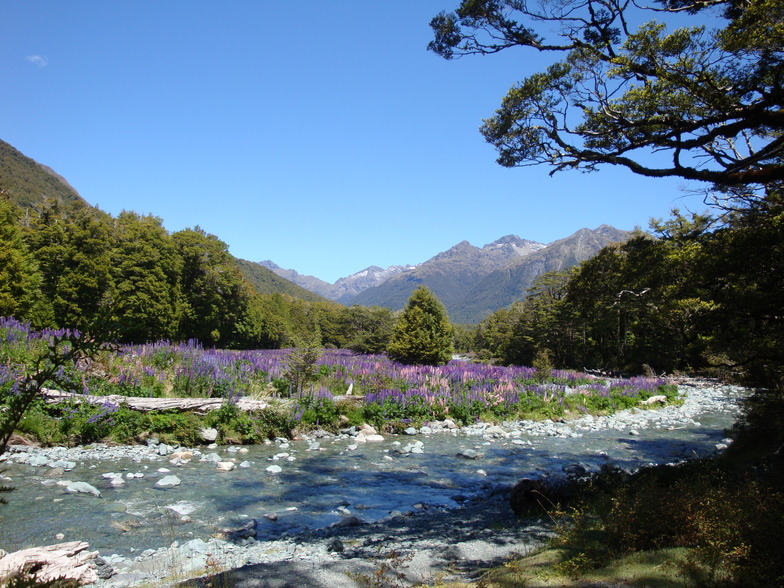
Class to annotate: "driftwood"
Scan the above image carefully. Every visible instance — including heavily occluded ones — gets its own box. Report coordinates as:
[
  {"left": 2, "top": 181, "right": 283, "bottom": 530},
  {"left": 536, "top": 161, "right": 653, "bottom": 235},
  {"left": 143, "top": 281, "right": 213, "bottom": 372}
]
[
  {"left": 0, "top": 541, "right": 98, "bottom": 585},
  {"left": 41, "top": 389, "right": 270, "bottom": 415}
]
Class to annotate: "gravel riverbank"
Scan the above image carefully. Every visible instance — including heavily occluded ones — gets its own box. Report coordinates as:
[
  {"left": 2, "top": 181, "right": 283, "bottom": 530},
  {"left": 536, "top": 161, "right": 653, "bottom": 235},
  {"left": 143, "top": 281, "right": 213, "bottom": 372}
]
[{"left": 0, "top": 380, "right": 744, "bottom": 587}]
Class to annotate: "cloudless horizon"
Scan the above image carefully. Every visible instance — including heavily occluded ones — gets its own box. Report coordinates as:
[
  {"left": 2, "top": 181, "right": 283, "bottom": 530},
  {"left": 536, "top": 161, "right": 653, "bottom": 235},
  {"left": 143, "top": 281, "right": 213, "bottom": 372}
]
[{"left": 2, "top": 1, "right": 711, "bottom": 284}]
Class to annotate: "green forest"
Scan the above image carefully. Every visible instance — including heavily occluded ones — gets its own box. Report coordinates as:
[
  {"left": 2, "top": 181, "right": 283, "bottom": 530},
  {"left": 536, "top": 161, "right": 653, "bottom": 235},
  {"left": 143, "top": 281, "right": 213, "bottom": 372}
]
[{"left": 0, "top": 195, "right": 400, "bottom": 354}]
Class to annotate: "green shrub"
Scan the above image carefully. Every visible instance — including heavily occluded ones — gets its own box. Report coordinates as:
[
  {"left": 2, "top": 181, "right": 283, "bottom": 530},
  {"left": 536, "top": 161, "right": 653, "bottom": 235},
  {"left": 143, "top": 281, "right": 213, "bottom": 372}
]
[
  {"left": 296, "top": 396, "right": 340, "bottom": 429},
  {"left": 147, "top": 411, "right": 202, "bottom": 445}
]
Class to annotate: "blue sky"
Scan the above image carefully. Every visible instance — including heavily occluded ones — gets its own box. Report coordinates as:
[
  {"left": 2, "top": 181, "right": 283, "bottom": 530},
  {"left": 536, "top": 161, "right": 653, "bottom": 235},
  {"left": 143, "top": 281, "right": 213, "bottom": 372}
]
[{"left": 1, "top": 1, "right": 710, "bottom": 284}]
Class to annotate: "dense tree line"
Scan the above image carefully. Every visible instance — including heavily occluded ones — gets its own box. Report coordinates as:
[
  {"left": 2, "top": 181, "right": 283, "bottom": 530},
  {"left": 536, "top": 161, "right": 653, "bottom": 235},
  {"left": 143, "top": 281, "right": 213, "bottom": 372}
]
[
  {"left": 0, "top": 197, "right": 397, "bottom": 351},
  {"left": 476, "top": 197, "right": 784, "bottom": 384}
]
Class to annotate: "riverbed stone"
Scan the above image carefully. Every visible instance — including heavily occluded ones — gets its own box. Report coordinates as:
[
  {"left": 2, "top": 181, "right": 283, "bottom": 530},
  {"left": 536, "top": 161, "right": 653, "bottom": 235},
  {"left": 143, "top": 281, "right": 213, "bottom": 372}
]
[
  {"left": 456, "top": 449, "right": 483, "bottom": 460},
  {"left": 200, "top": 428, "right": 219, "bottom": 443},
  {"left": 484, "top": 425, "right": 507, "bottom": 439},
  {"left": 562, "top": 464, "right": 587, "bottom": 477},
  {"left": 156, "top": 475, "right": 181, "bottom": 488},
  {"left": 66, "top": 481, "right": 101, "bottom": 497},
  {"left": 266, "top": 465, "right": 283, "bottom": 474},
  {"left": 216, "top": 461, "right": 236, "bottom": 471},
  {"left": 52, "top": 460, "right": 77, "bottom": 470}
]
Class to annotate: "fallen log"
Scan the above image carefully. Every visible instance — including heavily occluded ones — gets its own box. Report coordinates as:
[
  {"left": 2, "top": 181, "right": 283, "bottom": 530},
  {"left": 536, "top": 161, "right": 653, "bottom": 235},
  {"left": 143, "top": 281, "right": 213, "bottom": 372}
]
[
  {"left": 41, "top": 389, "right": 270, "bottom": 415},
  {"left": 0, "top": 541, "right": 98, "bottom": 585}
]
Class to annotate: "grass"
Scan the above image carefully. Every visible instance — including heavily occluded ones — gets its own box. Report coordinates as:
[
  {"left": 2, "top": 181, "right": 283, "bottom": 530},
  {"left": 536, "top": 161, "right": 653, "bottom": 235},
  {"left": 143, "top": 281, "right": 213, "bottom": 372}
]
[{"left": 472, "top": 546, "right": 692, "bottom": 587}]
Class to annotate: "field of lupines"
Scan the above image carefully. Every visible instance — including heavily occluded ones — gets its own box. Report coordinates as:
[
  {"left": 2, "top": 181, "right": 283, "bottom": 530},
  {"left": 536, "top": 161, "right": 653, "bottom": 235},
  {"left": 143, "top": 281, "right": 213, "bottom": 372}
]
[{"left": 1, "top": 318, "right": 678, "bottom": 445}]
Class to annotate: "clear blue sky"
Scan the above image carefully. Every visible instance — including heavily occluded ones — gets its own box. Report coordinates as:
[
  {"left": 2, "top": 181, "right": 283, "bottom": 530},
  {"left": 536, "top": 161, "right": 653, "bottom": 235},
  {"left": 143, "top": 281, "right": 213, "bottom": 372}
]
[{"left": 1, "top": 1, "right": 709, "bottom": 284}]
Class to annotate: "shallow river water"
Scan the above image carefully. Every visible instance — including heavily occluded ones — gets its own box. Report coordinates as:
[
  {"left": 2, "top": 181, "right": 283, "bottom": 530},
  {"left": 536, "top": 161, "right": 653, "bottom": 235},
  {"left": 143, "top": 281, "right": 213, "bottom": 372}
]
[{"left": 0, "top": 382, "right": 744, "bottom": 564}]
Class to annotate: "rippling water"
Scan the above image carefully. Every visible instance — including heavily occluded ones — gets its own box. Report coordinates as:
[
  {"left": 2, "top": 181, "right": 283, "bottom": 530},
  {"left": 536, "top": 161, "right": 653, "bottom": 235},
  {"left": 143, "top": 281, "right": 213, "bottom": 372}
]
[{"left": 0, "top": 386, "right": 742, "bottom": 558}]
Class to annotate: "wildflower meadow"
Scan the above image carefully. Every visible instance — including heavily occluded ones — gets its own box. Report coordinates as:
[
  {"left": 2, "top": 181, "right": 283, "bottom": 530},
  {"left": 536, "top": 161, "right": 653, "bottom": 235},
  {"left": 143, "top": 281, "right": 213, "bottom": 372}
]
[{"left": 1, "top": 318, "right": 677, "bottom": 445}]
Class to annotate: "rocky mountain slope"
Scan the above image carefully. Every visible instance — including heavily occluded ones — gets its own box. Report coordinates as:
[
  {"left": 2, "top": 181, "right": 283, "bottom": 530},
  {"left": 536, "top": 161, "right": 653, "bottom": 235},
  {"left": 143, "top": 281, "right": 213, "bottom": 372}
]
[
  {"left": 451, "top": 225, "right": 631, "bottom": 322},
  {"left": 337, "top": 227, "right": 628, "bottom": 323},
  {"left": 259, "top": 261, "right": 415, "bottom": 303}
]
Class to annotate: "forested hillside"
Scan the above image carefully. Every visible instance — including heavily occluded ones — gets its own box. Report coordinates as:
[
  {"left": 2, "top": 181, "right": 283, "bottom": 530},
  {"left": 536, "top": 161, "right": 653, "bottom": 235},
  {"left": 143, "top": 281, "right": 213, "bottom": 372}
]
[
  {"left": 234, "top": 258, "right": 325, "bottom": 302},
  {"left": 0, "top": 140, "right": 87, "bottom": 208}
]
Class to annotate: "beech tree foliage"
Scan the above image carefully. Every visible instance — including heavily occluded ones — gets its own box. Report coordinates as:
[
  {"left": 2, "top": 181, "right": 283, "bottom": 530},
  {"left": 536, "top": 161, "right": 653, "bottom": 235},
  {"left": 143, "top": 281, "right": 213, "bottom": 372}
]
[
  {"left": 429, "top": 0, "right": 783, "bottom": 195},
  {"left": 388, "top": 286, "right": 454, "bottom": 366}
]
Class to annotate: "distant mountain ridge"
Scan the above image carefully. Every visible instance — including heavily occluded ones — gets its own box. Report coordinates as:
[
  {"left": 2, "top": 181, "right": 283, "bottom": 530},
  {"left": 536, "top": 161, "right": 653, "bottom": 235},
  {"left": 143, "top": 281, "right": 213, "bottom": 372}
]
[
  {"left": 265, "top": 227, "right": 631, "bottom": 323},
  {"left": 259, "top": 260, "right": 416, "bottom": 303},
  {"left": 450, "top": 225, "right": 630, "bottom": 323}
]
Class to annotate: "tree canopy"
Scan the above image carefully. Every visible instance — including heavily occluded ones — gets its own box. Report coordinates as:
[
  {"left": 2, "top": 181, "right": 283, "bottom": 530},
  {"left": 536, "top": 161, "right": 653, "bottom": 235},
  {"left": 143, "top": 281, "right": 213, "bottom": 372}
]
[
  {"left": 388, "top": 286, "right": 454, "bottom": 366},
  {"left": 429, "top": 0, "right": 784, "bottom": 196}
]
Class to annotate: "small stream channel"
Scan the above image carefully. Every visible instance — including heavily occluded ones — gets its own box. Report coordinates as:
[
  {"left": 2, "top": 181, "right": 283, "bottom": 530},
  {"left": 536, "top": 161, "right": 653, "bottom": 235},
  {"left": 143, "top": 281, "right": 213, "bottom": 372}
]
[{"left": 0, "top": 382, "right": 744, "bottom": 561}]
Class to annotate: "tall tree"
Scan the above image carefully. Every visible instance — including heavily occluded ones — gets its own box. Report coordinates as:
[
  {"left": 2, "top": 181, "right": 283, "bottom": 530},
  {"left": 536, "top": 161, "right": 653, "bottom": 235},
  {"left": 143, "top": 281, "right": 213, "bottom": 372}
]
[
  {"left": 110, "top": 211, "right": 182, "bottom": 343},
  {"left": 387, "top": 286, "right": 454, "bottom": 366},
  {"left": 429, "top": 0, "right": 784, "bottom": 197},
  {"left": 0, "top": 196, "right": 45, "bottom": 322},
  {"left": 173, "top": 227, "right": 250, "bottom": 347}
]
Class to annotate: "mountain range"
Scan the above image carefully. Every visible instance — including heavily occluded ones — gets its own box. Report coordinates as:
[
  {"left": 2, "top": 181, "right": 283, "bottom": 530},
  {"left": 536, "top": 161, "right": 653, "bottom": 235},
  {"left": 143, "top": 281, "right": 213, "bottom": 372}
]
[
  {"left": 2, "top": 138, "right": 631, "bottom": 324},
  {"left": 260, "top": 225, "right": 631, "bottom": 323}
]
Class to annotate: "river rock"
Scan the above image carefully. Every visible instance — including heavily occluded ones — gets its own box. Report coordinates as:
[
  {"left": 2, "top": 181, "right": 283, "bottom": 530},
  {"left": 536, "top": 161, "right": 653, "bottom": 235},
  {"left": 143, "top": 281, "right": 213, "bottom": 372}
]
[
  {"left": 156, "top": 475, "right": 182, "bottom": 488},
  {"left": 359, "top": 424, "right": 378, "bottom": 435},
  {"left": 266, "top": 465, "right": 283, "bottom": 474},
  {"left": 66, "top": 482, "right": 101, "bottom": 497},
  {"left": 216, "top": 461, "right": 235, "bottom": 471},
  {"left": 355, "top": 431, "right": 384, "bottom": 443},
  {"left": 562, "top": 464, "right": 587, "bottom": 477},
  {"left": 456, "top": 449, "right": 483, "bottom": 460},
  {"left": 232, "top": 519, "right": 257, "bottom": 539},
  {"left": 28, "top": 454, "right": 50, "bottom": 467},
  {"left": 398, "top": 441, "right": 424, "bottom": 455},
  {"left": 167, "top": 501, "right": 197, "bottom": 516},
  {"left": 93, "top": 556, "right": 115, "bottom": 580},
  {"left": 403, "top": 427, "right": 418, "bottom": 436},
  {"left": 200, "top": 428, "right": 219, "bottom": 443},
  {"left": 330, "top": 515, "right": 365, "bottom": 529},
  {"left": 484, "top": 425, "right": 508, "bottom": 439}
]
